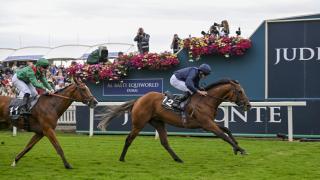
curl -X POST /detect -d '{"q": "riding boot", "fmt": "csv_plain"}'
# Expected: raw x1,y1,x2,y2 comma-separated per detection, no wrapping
179,92,191,124
20,93,31,115
179,92,191,103
172,92,191,111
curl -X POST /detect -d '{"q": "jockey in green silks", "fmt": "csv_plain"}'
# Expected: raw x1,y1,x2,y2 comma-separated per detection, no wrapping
12,58,54,114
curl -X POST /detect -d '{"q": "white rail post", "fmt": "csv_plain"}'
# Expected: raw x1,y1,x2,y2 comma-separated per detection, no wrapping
89,108,94,137
223,106,229,128
287,106,293,141
155,131,159,139
13,126,17,136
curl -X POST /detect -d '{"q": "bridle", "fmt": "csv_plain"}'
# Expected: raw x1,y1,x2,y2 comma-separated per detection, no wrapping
205,82,244,107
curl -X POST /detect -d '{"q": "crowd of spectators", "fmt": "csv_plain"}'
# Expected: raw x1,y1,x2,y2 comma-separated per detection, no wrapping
0,62,69,97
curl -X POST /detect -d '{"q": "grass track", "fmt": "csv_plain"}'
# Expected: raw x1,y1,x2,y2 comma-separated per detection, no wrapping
0,131,319,180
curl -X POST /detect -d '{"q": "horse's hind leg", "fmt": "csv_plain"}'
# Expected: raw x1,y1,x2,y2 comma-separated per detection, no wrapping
203,122,246,155
119,127,142,162
217,125,238,145
44,128,72,169
11,133,43,167
149,120,183,163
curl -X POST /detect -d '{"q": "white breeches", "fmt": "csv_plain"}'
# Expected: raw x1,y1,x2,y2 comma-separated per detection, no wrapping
12,74,38,98
170,75,193,94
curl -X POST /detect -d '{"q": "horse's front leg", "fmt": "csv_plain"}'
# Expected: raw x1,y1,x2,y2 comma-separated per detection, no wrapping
217,125,238,145
44,128,72,169
202,121,246,155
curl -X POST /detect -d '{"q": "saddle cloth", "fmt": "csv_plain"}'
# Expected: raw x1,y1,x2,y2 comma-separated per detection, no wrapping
161,92,185,112
9,96,40,119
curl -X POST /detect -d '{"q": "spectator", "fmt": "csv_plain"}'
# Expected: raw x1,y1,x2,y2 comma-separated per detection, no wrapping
11,62,18,73
170,34,181,54
113,52,124,64
208,20,229,38
209,24,219,36
27,61,34,67
87,46,109,65
118,51,124,57
54,68,65,90
134,27,150,54
219,20,230,37
49,64,58,76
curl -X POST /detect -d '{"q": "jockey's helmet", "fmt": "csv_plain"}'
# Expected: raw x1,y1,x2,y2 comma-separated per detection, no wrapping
199,64,212,75
36,58,49,69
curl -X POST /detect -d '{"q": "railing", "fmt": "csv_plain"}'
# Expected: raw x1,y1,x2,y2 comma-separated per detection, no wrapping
57,105,76,124
73,101,306,141
12,101,307,141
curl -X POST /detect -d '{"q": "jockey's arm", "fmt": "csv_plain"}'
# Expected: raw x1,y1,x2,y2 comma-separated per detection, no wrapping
39,75,53,90
26,70,48,90
185,72,198,94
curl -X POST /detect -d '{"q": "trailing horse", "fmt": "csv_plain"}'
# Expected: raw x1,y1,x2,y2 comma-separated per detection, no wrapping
0,78,98,169
98,79,251,162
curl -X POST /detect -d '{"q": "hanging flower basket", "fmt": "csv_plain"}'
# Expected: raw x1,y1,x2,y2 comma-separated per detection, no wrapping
182,36,252,61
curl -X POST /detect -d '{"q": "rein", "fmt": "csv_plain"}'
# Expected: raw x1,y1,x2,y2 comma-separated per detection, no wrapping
48,93,76,101
206,94,228,101
46,84,94,104
204,83,241,104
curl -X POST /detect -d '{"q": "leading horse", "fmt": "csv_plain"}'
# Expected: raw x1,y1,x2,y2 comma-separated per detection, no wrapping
98,79,251,162
0,78,98,169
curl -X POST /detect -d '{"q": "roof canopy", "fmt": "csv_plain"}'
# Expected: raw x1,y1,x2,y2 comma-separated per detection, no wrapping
44,45,91,60
0,48,16,62
3,46,50,62
1,43,135,62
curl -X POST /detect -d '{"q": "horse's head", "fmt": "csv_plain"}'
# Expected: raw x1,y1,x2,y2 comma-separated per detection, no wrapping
227,80,251,111
71,77,98,108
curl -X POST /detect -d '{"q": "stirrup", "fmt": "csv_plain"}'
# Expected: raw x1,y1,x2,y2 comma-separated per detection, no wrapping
181,112,187,125
172,102,182,110
21,111,32,115
20,108,31,115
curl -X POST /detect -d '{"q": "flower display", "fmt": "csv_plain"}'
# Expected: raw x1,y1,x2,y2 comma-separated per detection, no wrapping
182,35,252,60
66,35,251,83
66,52,179,83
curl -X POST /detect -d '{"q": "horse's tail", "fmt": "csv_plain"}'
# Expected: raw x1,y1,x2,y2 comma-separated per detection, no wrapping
97,99,136,131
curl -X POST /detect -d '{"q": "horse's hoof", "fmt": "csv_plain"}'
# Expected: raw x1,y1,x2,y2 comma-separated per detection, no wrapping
11,160,16,167
119,158,125,162
174,159,184,163
65,164,73,169
240,151,248,156
233,149,238,155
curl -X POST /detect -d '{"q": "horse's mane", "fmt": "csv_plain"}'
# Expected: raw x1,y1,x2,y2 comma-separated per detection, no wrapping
204,79,239,91
54,84,73,94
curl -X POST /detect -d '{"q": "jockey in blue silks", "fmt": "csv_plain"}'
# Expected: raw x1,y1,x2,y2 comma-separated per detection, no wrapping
169,63,212,110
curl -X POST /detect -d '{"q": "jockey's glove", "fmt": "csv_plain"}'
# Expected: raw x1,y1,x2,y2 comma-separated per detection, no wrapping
45,89,54,94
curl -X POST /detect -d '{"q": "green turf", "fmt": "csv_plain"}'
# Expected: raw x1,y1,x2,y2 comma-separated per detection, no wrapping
0,131,319,180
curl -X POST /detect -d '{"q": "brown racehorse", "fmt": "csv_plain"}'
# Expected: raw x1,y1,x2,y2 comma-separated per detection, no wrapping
0,78,98,169
98,79,251,163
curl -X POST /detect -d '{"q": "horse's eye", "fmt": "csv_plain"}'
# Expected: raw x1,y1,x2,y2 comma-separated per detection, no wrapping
238,90,242,94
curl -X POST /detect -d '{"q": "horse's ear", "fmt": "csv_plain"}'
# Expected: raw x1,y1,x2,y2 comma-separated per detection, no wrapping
73,75,79,85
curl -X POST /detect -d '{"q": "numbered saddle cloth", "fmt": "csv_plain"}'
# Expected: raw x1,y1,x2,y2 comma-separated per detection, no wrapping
9,96,40,119
161,91,182,112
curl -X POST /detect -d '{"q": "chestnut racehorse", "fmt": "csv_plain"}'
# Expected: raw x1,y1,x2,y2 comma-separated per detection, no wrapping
98,79,251,162
0,78,98,169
